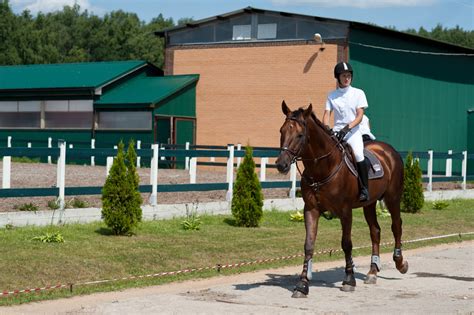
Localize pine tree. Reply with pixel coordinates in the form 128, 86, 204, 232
231, 146, 263, 227
101, 140, 142, 235
401, 151, 424, 213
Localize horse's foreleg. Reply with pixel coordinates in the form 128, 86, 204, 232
292, 207, 320, 298
363, 202, 381, 284
385, 197, 409, 274
340, 213, 356, 292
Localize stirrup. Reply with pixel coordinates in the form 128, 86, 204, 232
359, 189, 369, 201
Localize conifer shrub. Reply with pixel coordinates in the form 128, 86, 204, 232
401, 151, 424, 213
101, 140, 143, 235
231, 146, 263, 227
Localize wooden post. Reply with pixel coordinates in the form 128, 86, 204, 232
58, 140, 66, 210
189, 157, 197, 184
226, 145, 235, 202
149, 144, 159, 206
260, 157, 268, 182
427, 150, 433, 192
236, 143, 242, 168
462, 151, 467, 191
47, 137, 52, 164
185, 142, 190, 170
90, 139, 95, 166
136, 140, 141, 168
290, 162, 297, 199
445, 149, 452, 177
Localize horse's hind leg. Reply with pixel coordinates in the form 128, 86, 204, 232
340, 212, 356, 292
363, 202, 381, 284
384, 196, 409, 274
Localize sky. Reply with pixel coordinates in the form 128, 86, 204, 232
10, 0, 474, 31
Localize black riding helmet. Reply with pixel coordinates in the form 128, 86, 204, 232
334, 62, 353, 79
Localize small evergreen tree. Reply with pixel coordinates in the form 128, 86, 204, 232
401, 151, 424, 213
102, 140, 142, 235
231, 146, 263, 227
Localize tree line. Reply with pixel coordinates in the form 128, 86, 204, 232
0, 0, 472, 68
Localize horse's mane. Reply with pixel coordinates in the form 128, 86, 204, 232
291, 107, 333, 137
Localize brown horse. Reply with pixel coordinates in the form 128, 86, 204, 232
276, 101, 408, 298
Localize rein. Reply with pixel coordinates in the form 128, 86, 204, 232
280, 115, 347, 191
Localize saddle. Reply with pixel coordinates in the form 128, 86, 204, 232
343, 146, 384, 180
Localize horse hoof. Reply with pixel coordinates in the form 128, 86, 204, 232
292, 290, 308, 298
398, 261, 409, 274
340, 284, 355, 292
364, 274, 377, 284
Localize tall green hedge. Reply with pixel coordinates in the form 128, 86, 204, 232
231, 146, 263, 227
401, 151, 424, 213
101, 140, 143, 235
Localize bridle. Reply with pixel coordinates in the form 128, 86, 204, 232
279, 114, 347, 193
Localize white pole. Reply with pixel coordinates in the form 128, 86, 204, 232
160, 144, 165, 161
445, 150, 452, 177
47, 137, 52, 164
190, 157, 197, 184
3, 136, 11, 189
185, 142, 190, 170
58, 140, 66, 210
290, 162, 297, 199
226, 145, 235, 202
27, 142, 31, 148
90, 139, 95, 166
69, 144, 73, 149
137, 140, 141, 168
427, 150, 433, 192
260, 157, 268, 182
462, 151, 467, 191
236, 143, 242, 168
2, 156, 10, 189
106, 157, 113, 177
149, 144, 159, 206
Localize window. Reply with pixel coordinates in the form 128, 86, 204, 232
44, 100, 93, 129
0, 101, 40, 128
257, 23, 277, 39
98, 111, 151, 130
232, 25, 251, 40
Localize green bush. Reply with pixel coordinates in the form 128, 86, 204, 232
432, 200, 449, 210
401, 152, 424, 213
101, 140, 143, 235
231, 146, 263, 227
32, 231, 64, 243
15, 203, 38, 211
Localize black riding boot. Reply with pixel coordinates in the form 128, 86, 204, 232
357, 159, 369, 201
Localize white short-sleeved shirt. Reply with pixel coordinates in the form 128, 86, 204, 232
325, 86, 368, 131
359, 115, 376, 140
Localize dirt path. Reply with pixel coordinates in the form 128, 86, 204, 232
4, 241, 473, 314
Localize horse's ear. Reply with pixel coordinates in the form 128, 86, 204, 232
304, 103, 313, 117
282, 100, 291, 116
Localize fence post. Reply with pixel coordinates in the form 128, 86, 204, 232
2, 155, 10, 189
90, 139, 95, 166
27, 142, 31, 148
57, 140, 66, 210
47, 137, 52, 164
445, 149, 452, 177
185, 142, 190, 170
236, 143, 242, 168
289, 162, 297, 199
106, 145, 116, 177
462, 151, 467, 191
189, 157, 197, 183
226, 145, 235, 202
260, 157, 268, 182
427, 150, 433, 192
136, 140, 141, 168
149, 144, 159, 206
160, 144, 165, 161
3, 137, 11, 189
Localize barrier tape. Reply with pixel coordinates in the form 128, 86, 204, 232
2, 232, 473, 297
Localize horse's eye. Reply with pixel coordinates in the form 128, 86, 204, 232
298, 134, 304, 138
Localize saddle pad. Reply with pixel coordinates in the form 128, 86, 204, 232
345, 149, 384, 180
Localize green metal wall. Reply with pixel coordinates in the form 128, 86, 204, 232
468, 110, 474, 174
349, 29, 474, 174
154, 84, 196, 118
0, 130, 91, 148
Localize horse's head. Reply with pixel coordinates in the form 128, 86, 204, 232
276, 100, 313, 174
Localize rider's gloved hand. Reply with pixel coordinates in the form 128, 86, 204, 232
336, 124, 351, 141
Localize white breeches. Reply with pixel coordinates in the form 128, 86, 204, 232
345, 129, 365, 162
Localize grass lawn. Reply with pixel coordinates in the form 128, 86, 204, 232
0, 199, 473, 305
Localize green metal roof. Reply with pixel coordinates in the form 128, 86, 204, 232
95, 74, 199, 106
0, 60, 148, 90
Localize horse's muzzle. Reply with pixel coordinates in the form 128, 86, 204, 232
276, 155, 291, 174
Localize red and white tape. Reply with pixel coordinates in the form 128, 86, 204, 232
2, 232, 472, 297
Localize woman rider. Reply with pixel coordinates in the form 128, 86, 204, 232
322, 62, 369, 201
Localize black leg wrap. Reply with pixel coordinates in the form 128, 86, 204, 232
294, 280, 309, 295
342, 273, 356, 287
393, 248, 402, 261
